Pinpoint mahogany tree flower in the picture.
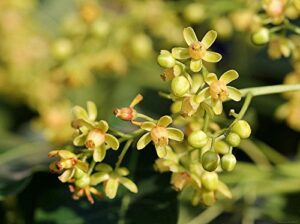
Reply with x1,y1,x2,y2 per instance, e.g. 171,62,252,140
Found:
137,116,184,158
172,27,222,72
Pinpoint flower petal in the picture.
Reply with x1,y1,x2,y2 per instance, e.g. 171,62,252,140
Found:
183,27,198,45
93,145,106,162
167,128,184,141
227,86,242,101
212,100,223,115
116,167,129,176
87,101,97,121
96,120,109,132
202,51,222,63
72,106,88,120
58,169,75,183
157,115,172,127
137,133,151,150
141,122,156,131
155,145,167,158
104,178,119,199
190,59,203,72
105,134,119,150
120,177,138,193
90,172,110,185
196,87,210,103
201,30,217,49
95,163,113,172
204,73,218,85
172,47,190,59
57,150,76,159
220,70,239,84
73,133,86,146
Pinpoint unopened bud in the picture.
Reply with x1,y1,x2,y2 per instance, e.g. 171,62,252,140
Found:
114,107,136,121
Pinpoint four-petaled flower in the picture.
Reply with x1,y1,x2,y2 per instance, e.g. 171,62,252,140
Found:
197,70,241,115
137,116,184,158
172,27,222,72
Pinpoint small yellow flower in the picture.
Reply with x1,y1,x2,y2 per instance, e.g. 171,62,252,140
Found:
172,27,222,72
197,70,241,115
137,116,184,158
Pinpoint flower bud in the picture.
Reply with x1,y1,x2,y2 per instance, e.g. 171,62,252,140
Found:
171,76,190,97
251,28,270,45
225,132,241,147
221,154,237,172
188,130,208,148
157,50,176,68
201,151,220,172
231,120,251,139
214,141,230,154
75,174,90,188
51,38,73,60
113,107,136,121
201,172,219,191
171,172,190,191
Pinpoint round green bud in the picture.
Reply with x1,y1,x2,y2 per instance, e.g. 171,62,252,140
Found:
188,130,208,148
52,38,73,60
157,51,176,68
201,172,219,191
171,76,190,97
201,151,220,172
214,140,230,154
221,154,237,172
231,120,251,139
183,3,205,23
75,174,90,188
251,28,270,45
225,132,241,147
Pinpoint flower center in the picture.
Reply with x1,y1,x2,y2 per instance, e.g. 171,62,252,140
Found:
209,80,229,101
188,41,206,60
150,126,169,146
266,0,285,18
86,129,105,149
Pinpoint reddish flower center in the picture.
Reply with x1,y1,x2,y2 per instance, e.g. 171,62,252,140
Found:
188,41,206,60
209,80,229,101
150,126,169,146
86,129,105,149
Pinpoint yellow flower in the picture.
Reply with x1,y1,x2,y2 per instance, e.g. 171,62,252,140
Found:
172,27,222,72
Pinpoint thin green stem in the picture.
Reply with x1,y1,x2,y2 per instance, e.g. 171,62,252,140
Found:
115,139,134,168
240,84,300,97
136,113,155,122
203,112,209,132
88,160,96,175
230,92,253,128
109,128,131,138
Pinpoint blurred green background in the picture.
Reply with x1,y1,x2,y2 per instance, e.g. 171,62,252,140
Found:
0,0,300,223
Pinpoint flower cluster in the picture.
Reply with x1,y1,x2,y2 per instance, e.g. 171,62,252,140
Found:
50,27,252,206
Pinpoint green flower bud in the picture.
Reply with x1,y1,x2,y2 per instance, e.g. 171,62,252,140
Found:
171,76,190,97
251,28,270,45
52,38,73,60
202,190,216,206
157,50,176,68
188,130,208,148
214,141,230,154
231,120,251,139
201,151,220,172
75,174,90,188
225,132,241,147
221,154,237,171
201,172,219,191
